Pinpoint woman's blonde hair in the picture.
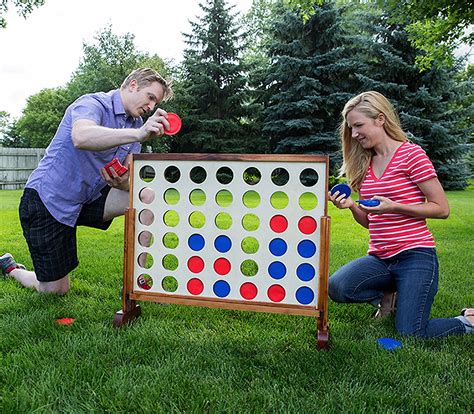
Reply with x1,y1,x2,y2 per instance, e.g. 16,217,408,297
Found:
339,91,407,192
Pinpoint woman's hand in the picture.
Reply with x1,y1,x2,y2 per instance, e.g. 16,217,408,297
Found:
357,196,394,214
328,191,356,209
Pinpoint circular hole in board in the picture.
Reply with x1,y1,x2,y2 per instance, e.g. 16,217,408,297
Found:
138,187,155,204
138,209,154,226
300,168,319,187
242,190,260,208
216,166,233,184
189,189,206,206
215,190,233,207
190,166,207,184
243,167,261,185
164,188,180,205
164,166,181,183
270,191,289,209
138,231,154,247
139,165,156,182
271,167,290,186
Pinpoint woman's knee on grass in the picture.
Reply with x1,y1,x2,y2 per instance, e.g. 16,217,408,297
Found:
328,275,350,303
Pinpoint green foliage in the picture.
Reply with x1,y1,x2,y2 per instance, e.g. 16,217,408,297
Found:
67,25,169,101
240,0,282,144
285,0,474,70
172,0,267,154
14,87,70,148
379,0,474,70
455,64,474,177
0,0,45,28
263,2,365,174
354,14,471,189
284,0,324,21
0,110,12,145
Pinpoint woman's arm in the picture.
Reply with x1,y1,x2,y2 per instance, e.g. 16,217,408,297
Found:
364,177,450,219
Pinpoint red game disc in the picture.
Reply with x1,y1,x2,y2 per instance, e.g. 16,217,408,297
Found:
104,158,128,177
56,317,75,326
240,282,258,300
298,216,317,234
214,258,231,275
267,284,286,302
188,256,205,273
187,278,204,295
269,215,288,233
164,112,182,136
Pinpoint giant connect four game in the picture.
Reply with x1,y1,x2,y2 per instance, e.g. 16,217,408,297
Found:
114,154,331,348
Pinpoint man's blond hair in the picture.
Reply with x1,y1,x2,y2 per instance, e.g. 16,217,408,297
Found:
121,68,173,101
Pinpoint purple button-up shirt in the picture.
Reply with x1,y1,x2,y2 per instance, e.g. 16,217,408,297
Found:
26,89,142,227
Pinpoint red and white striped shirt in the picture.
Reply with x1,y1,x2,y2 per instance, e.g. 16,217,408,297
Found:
359,142,437,259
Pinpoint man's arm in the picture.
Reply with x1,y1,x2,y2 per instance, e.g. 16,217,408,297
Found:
72,108,170,151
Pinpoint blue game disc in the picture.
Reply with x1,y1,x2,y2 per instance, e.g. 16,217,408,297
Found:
268,261,287,280
330,183,351,198
213,280,231,298
269,238,288,257
214,235,232,253
295,286,314,305
188,234,205,251
297,240,317,258
357,199,380,207
296,263,315,281
377,337,403,351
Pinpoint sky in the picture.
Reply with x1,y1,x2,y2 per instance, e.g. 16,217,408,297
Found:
0,0,253,118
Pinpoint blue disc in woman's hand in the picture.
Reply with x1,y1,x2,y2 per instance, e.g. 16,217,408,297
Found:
357,199,380,207
330,183,351,199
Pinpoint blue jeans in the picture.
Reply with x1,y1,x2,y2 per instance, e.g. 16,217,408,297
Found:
328,248,466,338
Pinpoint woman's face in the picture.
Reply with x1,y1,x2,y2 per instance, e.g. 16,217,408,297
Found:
346,109,384,149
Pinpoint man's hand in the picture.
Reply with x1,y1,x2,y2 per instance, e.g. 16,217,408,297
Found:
100,161,130,191
137,108,171,143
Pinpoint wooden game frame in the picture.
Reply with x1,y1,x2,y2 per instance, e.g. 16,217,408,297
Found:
114,153,331,349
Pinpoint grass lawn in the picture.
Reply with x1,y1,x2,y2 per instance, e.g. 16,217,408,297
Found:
0,187,473,413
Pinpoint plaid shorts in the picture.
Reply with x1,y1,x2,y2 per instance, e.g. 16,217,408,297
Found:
19,188,113,282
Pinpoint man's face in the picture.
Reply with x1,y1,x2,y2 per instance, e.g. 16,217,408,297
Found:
123,80,165,118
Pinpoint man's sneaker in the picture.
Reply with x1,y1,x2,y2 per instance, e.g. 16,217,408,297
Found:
0,253,24,276
373,291,397,319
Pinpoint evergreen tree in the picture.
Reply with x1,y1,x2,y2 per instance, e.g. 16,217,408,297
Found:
355,15,471,189
240,0,279,129
171,0,265,153
263,2,368,174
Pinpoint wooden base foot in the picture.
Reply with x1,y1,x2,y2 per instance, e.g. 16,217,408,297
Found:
317,327,329,350
113,305,142,328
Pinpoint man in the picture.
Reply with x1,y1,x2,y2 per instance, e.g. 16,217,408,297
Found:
0,68,172,295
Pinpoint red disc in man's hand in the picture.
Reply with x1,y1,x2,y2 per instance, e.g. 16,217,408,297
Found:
164,112,182,135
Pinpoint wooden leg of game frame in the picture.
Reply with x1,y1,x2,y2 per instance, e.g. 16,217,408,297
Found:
114,207,141,328
113,305,141,327
316,216,331,349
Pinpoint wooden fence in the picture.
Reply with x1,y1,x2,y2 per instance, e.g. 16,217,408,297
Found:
0,147,45,190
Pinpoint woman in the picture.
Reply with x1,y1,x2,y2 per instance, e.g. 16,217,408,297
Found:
328,91,473,338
